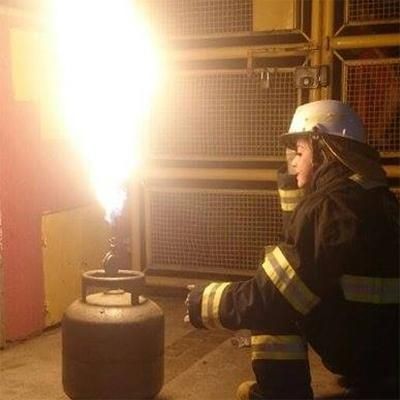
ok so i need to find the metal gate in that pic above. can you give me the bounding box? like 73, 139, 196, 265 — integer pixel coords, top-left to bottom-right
134, 0, 400, 282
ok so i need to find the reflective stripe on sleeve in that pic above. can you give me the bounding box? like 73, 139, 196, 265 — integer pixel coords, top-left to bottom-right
278, 188, 305, 212
341, 275, 399, 304
262, 247, 320, 315
251, 335, 307, 361
201, 282, 231, 329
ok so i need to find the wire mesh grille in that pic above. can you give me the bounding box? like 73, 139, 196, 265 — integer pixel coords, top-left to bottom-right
143, 0, 252, 37
147, 188, 282, 272
149, 72, 297, 159
347, 0, 400, 23
344, 59, 400, 153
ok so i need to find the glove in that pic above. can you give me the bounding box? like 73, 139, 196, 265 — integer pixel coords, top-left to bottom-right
286, 148, 297, 175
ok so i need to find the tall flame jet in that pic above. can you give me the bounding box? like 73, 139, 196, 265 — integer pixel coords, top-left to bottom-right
51, 0, 161, 222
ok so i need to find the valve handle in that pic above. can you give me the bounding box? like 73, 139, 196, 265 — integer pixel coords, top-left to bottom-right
81, 270, 145, 305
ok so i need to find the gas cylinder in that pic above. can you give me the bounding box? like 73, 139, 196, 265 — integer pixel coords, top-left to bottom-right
62, 269, 164, 399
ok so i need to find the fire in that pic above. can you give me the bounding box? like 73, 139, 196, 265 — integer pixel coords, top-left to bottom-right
51, 0, 161, 222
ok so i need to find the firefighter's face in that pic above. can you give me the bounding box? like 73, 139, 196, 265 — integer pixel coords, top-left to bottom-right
291, 138, 313, 188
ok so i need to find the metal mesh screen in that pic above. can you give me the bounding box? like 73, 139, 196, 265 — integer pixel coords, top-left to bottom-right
143, 0, 252, 37
146, 188, 282, 273
347, 0, 400, 23
149, 71, 297, 159
344, 59, 400, 153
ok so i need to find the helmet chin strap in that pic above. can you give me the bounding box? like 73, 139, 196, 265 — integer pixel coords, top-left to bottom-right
319, 135, 354, 172
310, 127, 347, 170
310, 128, 323, 168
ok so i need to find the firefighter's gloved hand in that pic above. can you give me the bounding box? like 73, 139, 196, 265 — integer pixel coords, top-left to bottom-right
286, 148, 297, 175
184, 284, 195, 323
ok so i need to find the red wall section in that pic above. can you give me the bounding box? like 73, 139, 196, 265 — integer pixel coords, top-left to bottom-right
0, 104, 44, 340
0, 13, 95, 340
0, 112, 95, 340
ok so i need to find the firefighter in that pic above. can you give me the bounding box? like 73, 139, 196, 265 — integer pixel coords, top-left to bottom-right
186, 100, 399, 399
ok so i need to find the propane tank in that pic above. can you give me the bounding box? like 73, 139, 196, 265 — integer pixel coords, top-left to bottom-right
62, 244, 164, 399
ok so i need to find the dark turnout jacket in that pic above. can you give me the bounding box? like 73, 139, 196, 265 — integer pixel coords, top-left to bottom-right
188, 161, 399, 398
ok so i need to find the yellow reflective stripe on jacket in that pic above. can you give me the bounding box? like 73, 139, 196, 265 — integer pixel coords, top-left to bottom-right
341, 275, 400, 304
278, 188, 305, 212
201, 282, 231, 329
251, 335, 307, 360
262, 247, 320, 315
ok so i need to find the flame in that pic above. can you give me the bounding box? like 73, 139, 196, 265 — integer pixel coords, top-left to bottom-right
51, 0, 161, 222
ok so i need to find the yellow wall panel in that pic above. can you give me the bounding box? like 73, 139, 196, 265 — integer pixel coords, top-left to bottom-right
253, 0, 297, 32
10, 28, 43, 101
10, 27, 65, 139
42, 205, 110, 327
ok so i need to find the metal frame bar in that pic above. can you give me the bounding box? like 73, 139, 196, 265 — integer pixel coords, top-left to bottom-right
144, 165, 398, 181
331, 33, 400, 49
299, 0, 312, 42
144, 168, 278, 182
343, 19, 400, 26
342, 57, 400, 66
166, 29, 311, 42
343, 0, 350, 27
144, 188, 153, 270
172, 42, 314, 63
173, 67, 298, 76
130, 176, 143, 271
320, 0, 334, 99
144, 186, 278, 196
146, 263, 256, 277
309, 0, 323, 101
148, 155, 285, 162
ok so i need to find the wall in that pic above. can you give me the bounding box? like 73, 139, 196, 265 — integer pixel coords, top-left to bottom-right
0, 7, 108, 341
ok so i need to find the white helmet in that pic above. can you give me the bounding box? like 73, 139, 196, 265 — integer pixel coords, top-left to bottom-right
282, 100, 365, 145
282, 100, 387, 184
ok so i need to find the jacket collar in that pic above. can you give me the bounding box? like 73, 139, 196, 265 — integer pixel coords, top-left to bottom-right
309, 161, 351, 192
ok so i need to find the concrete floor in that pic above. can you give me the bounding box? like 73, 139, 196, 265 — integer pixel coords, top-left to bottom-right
0, 293, 345, 400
